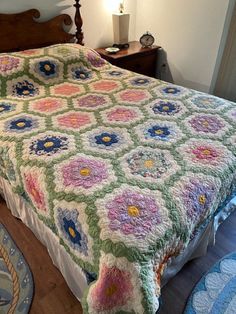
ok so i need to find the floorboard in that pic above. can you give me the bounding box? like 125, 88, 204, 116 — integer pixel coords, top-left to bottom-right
0, 196, 236, 314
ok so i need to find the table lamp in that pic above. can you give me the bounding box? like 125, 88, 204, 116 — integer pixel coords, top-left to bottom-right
112, 1, 130, 49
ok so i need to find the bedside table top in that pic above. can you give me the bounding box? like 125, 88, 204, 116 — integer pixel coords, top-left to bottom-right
95, 41, 161, 60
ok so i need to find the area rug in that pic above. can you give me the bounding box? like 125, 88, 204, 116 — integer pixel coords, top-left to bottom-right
0, 223, 34, 314
184, 252, 236, 314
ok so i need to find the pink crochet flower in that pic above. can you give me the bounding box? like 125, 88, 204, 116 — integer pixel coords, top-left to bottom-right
106, 189, 161, 238
32, 98, 64, 113
92, 80, 119, 92
57, 112, 91, 129
120, 90, 148, 102
61, 157, 109, 189
24, 172, 46, 212
0, 56, 20, 72
107, 107, 138, 122
91, 265, 133, 311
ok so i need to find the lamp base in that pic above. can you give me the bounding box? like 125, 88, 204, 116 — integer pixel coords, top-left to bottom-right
113, 43, 130, 49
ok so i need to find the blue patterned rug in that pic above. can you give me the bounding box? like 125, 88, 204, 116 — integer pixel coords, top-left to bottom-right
0, 223, 34, 314
184, 252, 236, 314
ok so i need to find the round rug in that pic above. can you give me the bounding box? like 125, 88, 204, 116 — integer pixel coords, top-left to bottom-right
184, 252, 236, 314
0, 223, 34, 314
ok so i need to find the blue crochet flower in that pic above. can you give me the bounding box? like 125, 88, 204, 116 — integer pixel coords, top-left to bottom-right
38, 60, 57, 77
153, 101, 179, 115
13, 80, 38, 98
30, 136, 68, 156
0, 102, 15, 115
57, 207, 88, 255
72, 66, 92, 80
63, 217, 82, 245
163, 87, 181, 95
147, 126, 171, 139
7, 118, 34, 132
95, 132, 119, 147
131, 78, 150, 86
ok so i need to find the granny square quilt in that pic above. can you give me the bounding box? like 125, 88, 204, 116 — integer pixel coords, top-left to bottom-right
0, 44, 236, 313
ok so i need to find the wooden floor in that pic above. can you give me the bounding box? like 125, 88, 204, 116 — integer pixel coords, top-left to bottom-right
0, 195, 236, 314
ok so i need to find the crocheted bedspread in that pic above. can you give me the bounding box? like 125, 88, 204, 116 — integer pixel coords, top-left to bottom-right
0, 44, 235, 313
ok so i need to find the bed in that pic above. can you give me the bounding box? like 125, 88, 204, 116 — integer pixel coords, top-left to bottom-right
0, 3, 236, 313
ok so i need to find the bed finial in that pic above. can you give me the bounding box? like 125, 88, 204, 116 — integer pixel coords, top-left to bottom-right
74, 0, 84, 45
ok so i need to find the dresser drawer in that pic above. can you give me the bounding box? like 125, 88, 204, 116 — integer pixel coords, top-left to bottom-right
115, 53, 157, 77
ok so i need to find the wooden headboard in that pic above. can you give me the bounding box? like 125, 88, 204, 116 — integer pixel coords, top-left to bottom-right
0, 0, 83, 53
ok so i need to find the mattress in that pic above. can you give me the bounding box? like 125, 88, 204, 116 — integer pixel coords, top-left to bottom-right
0, 43, 236, 313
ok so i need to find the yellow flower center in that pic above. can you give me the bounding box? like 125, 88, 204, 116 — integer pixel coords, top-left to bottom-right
106, 284, 117, 297
168, 88, 175, 93
144, 159, 154, 168
127, 205, 140, 217
202, 149, 211, 155
155, 129, 164, 135
68, 227, 76, 238
199, 194, 206, 205
23, 90, 30, 95
163, 106, 169, 111
102, 136, 111, 142
44, 64, 51, 71
44, 141, 54, 148
202, 120, 209, 127
16, 122, 25, 128
2, 59, 9, 65
79, 167, 91, 176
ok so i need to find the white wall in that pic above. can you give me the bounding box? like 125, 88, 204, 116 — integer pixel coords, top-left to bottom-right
0, 0, 137, 48
135, 0, 229, 92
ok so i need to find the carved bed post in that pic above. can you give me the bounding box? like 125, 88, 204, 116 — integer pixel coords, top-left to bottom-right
74, 0, 84, 45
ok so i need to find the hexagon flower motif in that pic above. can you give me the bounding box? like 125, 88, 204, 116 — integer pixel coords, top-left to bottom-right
50, 83, 85, 97
54, 200, 94, 262
90, 80, 122, 93
184, 113, 228, 137
145, 99, 188, 119
153, 83, 192, 99
7, 76, 45, 100
81, 126, 133, 155
115, 89, 152, 105
96, 184, 172, 250
0, 114, 45, 137
120, 147, 180, 184
177, 139, 236, 170
87, 51, 107, 69
67, 62, 98, 83
20, 165, 50, 218
52, 111, 97, 131
225, 108, 236, 124
47, 45, 80, 60
135, 120, 184, 147
22, 131, 76, 162
88, 253, 144, 314
0, 99, 23, 118
73, 93, 112, 111
54, 153, 116, 196
100, 105, 144, 126
100, 68, 132, 80
186, 94, 230, 111
29, 57, 64, 84
125, 75, 158, 89
13, 48, 45, 58
170, 172, 222, 230
29, 97, 68, 115
0, 55, 24, 76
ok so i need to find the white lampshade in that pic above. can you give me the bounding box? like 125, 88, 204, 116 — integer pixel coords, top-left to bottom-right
112, 13, 130, 45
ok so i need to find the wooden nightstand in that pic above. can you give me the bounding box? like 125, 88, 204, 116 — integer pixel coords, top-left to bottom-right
95, 41, 161, 78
